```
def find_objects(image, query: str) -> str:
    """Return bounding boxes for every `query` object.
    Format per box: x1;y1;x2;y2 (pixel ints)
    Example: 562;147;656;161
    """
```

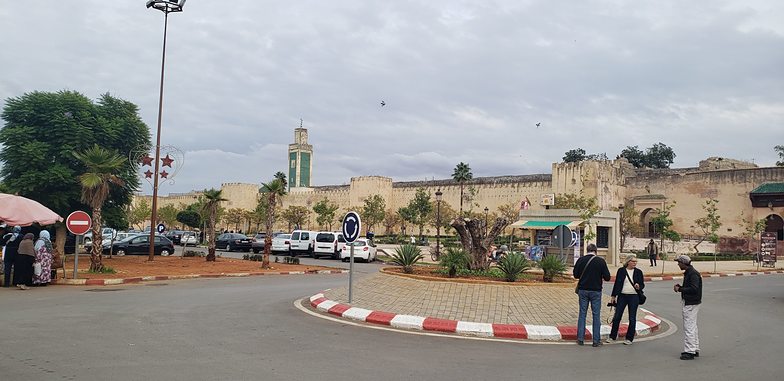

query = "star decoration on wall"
144;169;153;178
141;154;153;166
161;155;174;167
160;170;169;179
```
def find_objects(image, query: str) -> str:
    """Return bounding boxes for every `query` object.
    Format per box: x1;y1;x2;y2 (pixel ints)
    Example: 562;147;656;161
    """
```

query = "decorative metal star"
161;155;174;167
160;170;169;179
141;154;154;166
144;169;153;178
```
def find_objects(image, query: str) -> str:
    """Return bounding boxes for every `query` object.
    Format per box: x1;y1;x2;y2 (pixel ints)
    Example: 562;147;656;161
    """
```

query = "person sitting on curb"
674;254;702;360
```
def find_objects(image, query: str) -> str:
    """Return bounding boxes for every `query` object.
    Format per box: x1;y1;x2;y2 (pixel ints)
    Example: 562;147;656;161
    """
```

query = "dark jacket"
573;254;611;291
679;266;702;305
610;267;645;297
2;233;21;262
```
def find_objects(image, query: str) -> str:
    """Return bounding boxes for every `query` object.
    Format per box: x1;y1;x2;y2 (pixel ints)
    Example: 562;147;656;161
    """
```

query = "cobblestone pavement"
324;273;600;326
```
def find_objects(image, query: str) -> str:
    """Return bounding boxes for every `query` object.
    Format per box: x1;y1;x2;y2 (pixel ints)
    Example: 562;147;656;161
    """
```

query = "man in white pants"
673;255;702;360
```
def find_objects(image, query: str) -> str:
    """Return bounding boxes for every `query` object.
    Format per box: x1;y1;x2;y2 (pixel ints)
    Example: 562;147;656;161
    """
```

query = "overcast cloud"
1;0;782;195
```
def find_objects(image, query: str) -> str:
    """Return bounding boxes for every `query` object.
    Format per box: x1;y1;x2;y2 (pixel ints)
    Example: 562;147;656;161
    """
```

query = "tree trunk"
206;207;217;262
693;236;704;254
55;223;67;260
89;207;104;272
459;183;464;215
261;194;276;269
451;217;508;270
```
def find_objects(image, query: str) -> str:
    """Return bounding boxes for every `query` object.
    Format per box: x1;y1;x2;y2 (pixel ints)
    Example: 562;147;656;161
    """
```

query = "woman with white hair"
607;254;646;345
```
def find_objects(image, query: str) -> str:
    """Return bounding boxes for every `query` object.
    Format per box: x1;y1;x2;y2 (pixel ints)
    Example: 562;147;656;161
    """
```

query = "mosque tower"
287;122;313;190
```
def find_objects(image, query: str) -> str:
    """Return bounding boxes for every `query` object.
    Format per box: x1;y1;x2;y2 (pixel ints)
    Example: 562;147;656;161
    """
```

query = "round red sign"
66;211;92;235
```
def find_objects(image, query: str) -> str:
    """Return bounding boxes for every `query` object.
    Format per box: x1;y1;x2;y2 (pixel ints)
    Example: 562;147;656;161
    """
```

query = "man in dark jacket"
2;225;22;287
573;243;612;347
674;255;702;360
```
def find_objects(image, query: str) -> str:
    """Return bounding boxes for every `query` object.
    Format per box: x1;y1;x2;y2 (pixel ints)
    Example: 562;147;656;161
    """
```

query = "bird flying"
380;101;386;107
536;122;541;128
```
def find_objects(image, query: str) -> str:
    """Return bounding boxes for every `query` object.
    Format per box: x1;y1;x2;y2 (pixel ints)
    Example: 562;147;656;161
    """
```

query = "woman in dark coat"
607;254;645;344
14;233;36;290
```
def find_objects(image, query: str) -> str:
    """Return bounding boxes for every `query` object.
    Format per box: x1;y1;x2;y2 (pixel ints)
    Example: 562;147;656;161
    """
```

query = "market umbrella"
0;193;63;226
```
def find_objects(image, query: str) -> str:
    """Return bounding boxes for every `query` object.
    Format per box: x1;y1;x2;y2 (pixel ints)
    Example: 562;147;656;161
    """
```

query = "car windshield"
233;234;249;239
348;241;367;247
254;234;265;239
275;234;291;240
316;233;335;242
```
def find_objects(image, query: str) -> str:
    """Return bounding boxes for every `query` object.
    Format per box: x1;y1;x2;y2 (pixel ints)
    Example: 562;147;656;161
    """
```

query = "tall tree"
224;208;245;231
313;198;339;231
406;188;434;239
361;194;386;234
452;162;473;215
651;201;678;274
73;145;126;271
281;206;310;231
563;148;587;163
383;208;402;235
553;192;600;241
260;173;287;268
618;202;641;252
128;198;151;230
644;142;676;168
775;145;784;166
157;204;180;229
0;91;150;255
202;189;227;262
176;209;201;230
693;199;721;254
619;146;645;167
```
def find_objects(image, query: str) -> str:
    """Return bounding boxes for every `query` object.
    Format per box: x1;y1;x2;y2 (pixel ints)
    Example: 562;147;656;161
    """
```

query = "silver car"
271;234;291;254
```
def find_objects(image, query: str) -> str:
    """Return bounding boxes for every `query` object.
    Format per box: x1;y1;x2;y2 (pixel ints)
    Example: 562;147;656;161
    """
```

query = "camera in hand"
607;301;617;307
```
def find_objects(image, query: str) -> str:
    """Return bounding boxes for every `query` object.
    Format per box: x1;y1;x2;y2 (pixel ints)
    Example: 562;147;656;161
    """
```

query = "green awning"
509;220;582;229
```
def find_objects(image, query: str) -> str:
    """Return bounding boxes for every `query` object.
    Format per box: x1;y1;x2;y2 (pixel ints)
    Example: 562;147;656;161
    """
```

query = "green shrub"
438;247;470;278
183;250;204;257
538;255;566;282
391;244;424;274
88;266;116;274
242;254;264;261
497;252;531;282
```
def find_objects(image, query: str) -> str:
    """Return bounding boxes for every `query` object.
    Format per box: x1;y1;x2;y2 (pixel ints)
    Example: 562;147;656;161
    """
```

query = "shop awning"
509;220;582;229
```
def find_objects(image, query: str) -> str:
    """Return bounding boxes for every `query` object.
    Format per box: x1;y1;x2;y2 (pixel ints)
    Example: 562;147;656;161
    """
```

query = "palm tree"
452;162;473;216
259;173;287;268
74;145;126;272
202;188;227;262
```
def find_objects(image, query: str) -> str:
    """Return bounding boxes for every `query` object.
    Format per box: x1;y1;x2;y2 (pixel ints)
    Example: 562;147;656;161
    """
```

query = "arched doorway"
765;214;784;241
640;208;660;238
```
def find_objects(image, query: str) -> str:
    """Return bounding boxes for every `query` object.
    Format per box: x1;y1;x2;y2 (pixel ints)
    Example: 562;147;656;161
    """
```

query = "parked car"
271;233;291;255
251;232;267;253
289;230;316;256
164;230;186;245
83;227;117;249
313;231;345;259
95;232;143;253
339;238;377;262
216;233;252;252
180;231;199;246
107;235;175;256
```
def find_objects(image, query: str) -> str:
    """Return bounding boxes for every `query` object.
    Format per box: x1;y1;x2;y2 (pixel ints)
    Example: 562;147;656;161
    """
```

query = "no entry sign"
66;211;92;235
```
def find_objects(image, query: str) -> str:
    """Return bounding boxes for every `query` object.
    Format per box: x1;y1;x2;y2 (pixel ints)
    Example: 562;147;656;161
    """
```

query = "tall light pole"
435;189;443;260
484;207;489;237
146;0;186;261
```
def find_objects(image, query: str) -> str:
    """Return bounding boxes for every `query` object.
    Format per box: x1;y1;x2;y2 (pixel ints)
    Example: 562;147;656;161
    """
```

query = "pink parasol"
0;193;64;227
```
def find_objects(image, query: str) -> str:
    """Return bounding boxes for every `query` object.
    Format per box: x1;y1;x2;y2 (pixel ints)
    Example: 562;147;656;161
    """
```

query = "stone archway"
765;214;784;241
640;208;660;238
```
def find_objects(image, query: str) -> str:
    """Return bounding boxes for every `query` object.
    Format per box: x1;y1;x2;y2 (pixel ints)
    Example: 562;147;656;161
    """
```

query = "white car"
181;232;199;246
339;238;377;262
289;230;316;256
313;231;346;259
271;233;291;254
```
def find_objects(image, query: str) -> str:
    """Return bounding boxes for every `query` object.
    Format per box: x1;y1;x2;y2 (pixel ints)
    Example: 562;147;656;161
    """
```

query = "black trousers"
13;255;34;286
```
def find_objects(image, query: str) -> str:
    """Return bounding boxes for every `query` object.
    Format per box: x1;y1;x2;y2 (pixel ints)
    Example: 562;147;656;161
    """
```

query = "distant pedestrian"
607;254;645;345
32;230;54;286
573;243;611;347
674;255;702;360
647;239;658;267
14;233;36;290
2;225;22;287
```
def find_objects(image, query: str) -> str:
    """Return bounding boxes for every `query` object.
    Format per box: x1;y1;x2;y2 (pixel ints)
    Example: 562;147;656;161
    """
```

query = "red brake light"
284;240;290;244
363;247;369;251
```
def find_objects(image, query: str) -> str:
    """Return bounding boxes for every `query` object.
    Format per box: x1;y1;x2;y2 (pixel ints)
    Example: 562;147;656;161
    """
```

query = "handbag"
34;262;42;276
625;270;646;305
575;255;597;294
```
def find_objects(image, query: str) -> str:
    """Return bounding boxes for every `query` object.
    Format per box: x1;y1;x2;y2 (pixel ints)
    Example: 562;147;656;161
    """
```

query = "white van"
289;230;316;257
313;231;346;259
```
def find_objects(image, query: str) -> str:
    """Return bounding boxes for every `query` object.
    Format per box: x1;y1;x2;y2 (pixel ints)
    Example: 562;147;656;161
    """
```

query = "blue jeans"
577;289;602;343
609;293;639;341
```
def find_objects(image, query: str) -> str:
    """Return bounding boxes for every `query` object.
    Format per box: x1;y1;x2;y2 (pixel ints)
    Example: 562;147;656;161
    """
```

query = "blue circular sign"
342;212;361;243
156;223;166;234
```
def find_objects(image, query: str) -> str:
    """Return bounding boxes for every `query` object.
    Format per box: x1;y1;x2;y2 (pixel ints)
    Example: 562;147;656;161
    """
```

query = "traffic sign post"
342;211;361;303
66;211;92;279
156;223;166;234
552;224;573;263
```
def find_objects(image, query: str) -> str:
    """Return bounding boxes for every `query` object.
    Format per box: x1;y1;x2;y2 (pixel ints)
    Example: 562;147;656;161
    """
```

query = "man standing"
674;255;702;360
647;239;658;266
573;243;611;347
2;225;22;287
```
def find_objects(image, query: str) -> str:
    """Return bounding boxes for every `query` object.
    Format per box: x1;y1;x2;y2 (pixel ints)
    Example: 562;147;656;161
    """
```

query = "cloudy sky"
1;0;782;195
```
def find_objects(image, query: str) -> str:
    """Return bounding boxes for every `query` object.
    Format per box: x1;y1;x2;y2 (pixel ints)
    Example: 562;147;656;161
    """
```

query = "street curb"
51;269;349;286
307;292;662;342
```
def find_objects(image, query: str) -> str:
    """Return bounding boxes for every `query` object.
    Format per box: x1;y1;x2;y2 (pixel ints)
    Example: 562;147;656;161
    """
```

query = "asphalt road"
1;269;781;380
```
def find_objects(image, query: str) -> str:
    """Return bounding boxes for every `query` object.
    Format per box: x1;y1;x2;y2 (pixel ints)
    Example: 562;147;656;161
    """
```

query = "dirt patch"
60;255;339;279
382;265;575;285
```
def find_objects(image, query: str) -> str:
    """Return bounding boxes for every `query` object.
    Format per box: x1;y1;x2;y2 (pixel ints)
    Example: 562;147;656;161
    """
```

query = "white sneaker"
604;338;615;344
623;340;633;345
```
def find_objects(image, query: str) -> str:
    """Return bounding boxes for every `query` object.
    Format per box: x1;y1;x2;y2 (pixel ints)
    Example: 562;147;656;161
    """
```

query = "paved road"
1;271;781;380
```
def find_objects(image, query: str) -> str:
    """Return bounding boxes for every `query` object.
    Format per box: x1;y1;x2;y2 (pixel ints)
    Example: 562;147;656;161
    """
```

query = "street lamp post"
146;0;186;261
484;207;489;237
435;189;443;260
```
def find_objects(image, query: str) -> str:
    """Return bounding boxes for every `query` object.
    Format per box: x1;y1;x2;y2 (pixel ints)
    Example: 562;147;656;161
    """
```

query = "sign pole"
341;211;361;305
74;235;81;279
349;243;355;303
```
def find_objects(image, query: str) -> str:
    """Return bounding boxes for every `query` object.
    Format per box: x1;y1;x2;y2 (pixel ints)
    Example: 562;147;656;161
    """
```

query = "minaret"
287;121;313;190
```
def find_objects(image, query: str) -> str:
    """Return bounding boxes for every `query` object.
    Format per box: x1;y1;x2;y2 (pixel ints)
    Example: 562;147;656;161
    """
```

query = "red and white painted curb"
610;270;784;283
52;269;349;286
308;292;662;341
